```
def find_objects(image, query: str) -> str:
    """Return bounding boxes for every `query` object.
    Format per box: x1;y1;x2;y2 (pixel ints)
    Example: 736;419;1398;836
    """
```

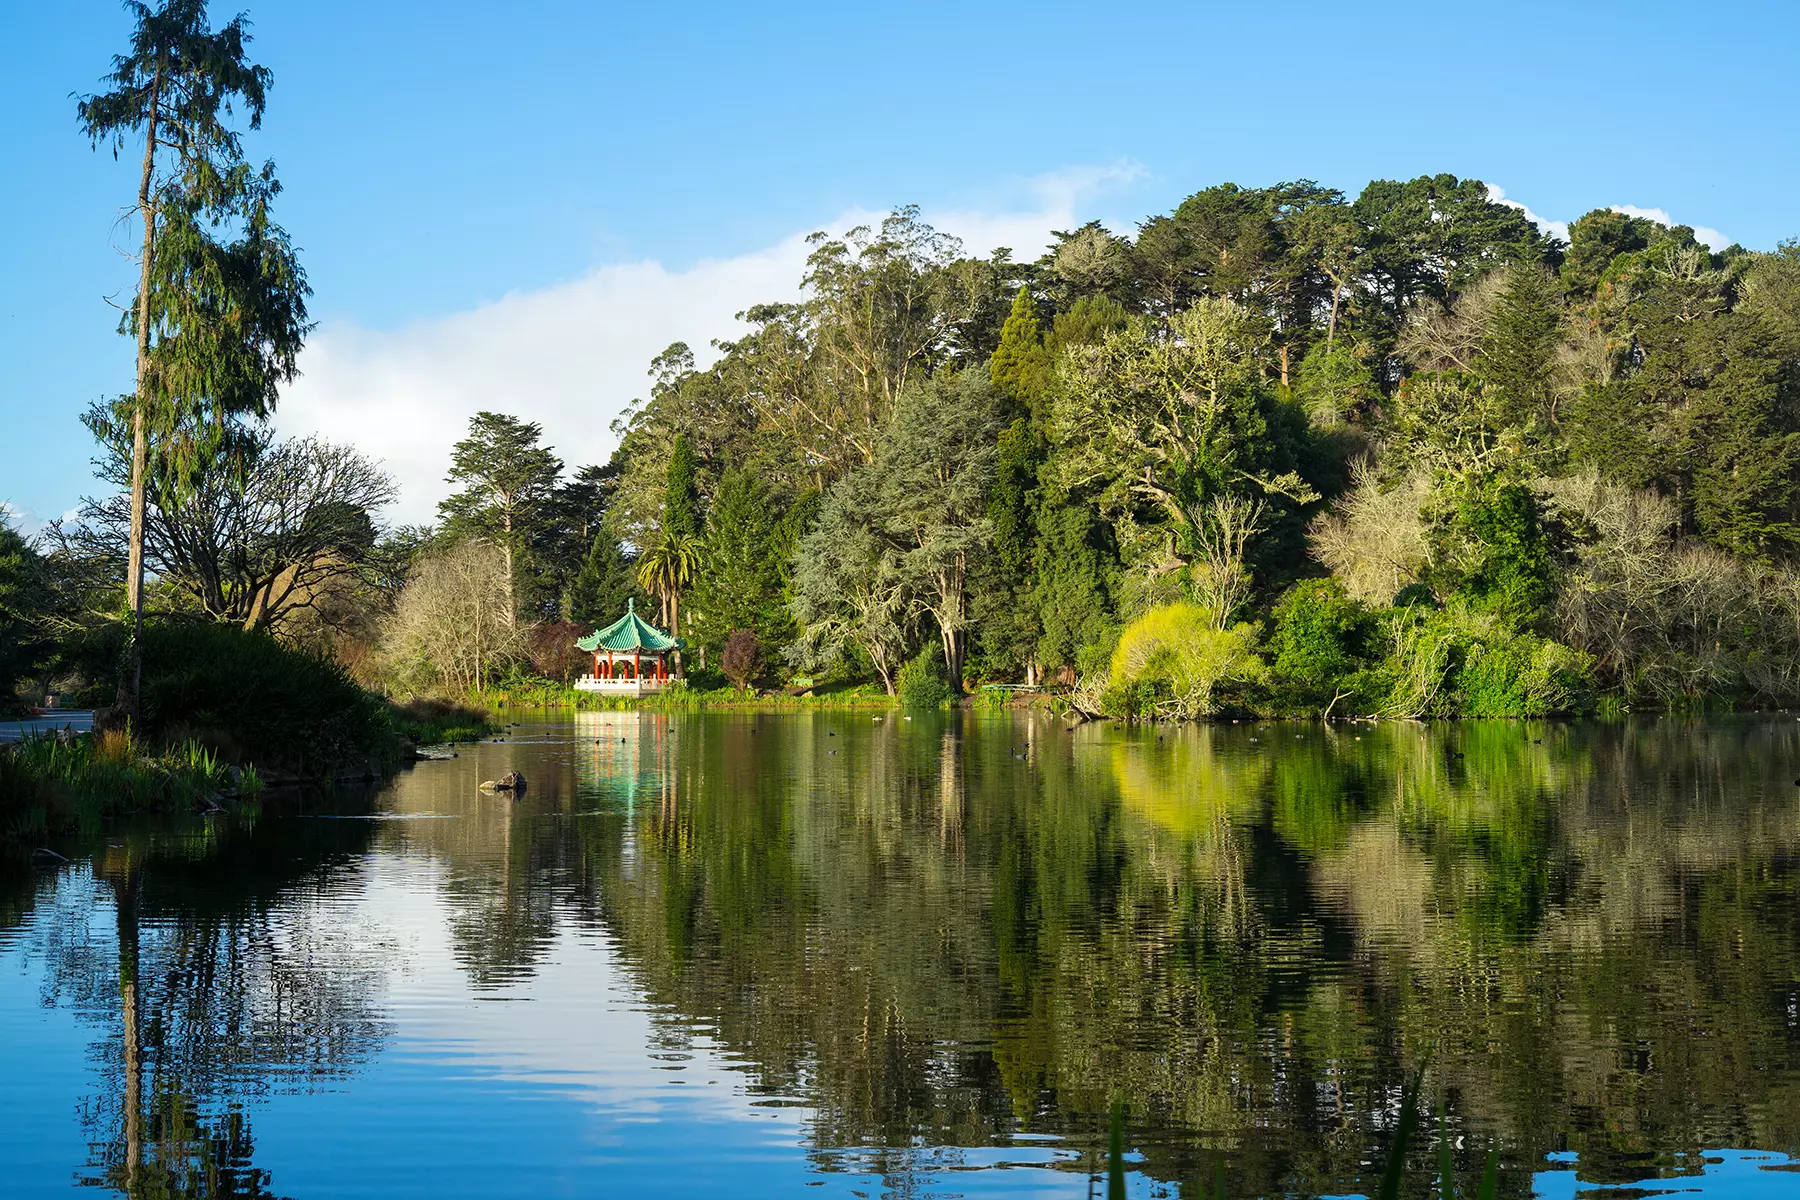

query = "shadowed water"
3;712;1799;1197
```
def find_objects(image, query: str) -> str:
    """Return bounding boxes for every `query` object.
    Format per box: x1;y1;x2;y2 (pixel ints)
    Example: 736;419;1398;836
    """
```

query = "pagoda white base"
573;676;678;695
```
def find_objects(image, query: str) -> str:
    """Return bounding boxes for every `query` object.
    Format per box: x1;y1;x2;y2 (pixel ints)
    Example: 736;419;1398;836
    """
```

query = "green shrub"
896;646;953;708
1098;677;1166;720
1109;602;1265;720
1367;604;1593;717
1454;631;1594;716
76;618;399;777
1268;580;1375;714
1428;478;1570;625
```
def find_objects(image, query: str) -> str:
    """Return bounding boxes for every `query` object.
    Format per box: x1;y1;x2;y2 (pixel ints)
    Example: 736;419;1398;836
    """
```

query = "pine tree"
567;532;636;629
439;412;564;622
1480;258;1562;428
686;468;789;658
988;287;1056;423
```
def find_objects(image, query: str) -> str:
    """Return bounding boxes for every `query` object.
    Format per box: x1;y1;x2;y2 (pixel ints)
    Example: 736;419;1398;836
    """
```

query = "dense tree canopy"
56;162;1800;714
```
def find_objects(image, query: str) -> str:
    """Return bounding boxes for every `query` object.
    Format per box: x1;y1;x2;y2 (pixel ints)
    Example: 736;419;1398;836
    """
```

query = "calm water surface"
3;712;1799;1198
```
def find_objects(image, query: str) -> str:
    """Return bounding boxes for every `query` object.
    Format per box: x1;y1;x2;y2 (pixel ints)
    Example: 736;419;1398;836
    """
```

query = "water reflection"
2;714;1798;1197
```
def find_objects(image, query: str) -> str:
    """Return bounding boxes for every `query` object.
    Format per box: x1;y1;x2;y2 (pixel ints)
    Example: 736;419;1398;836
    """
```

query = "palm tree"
636;529;700;636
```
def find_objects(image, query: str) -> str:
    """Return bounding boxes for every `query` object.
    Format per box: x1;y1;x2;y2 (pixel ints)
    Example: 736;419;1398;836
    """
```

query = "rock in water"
480;770;527;793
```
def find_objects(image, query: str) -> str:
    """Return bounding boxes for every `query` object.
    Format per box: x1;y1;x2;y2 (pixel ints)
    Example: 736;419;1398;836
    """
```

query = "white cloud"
276;164;1144;525
1485;185;1569;244
0;500;77;538
1487;186;1732;253
1606;204;1731;252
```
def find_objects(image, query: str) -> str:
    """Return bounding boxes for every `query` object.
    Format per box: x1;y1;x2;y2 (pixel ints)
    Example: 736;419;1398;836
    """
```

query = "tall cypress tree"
988;287;1056;423
664;432;701;539
1480;258;1562;428
568;532;636;628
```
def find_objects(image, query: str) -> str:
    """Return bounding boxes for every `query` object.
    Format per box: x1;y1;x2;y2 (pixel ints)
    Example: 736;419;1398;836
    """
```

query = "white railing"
573;675;677;693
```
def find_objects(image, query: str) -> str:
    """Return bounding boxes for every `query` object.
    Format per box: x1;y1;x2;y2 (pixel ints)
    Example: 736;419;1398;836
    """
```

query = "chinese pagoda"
573;599;683;694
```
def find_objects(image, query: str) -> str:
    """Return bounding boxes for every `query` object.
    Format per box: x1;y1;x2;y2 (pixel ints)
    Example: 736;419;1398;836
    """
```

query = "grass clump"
388;698;500;745
0;728;257;841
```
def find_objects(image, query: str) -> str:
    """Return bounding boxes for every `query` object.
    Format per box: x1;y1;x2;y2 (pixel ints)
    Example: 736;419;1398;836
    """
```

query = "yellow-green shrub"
1104;602;1265;719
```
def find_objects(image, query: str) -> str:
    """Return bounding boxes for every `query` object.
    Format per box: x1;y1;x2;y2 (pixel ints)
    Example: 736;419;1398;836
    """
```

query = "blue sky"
5;0;1798;526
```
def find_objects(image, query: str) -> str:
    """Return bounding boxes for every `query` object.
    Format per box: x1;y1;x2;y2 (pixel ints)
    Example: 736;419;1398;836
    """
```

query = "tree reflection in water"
4;714;1798;1198
547;714;1800;1197
17;805;390;1198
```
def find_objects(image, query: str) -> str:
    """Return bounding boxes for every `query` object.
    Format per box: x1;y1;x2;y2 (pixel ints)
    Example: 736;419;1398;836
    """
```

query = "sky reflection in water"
2;712;1798;1198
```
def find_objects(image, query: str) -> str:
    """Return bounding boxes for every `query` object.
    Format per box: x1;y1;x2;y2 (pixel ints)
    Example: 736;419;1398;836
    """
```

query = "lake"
3;711;1799;1198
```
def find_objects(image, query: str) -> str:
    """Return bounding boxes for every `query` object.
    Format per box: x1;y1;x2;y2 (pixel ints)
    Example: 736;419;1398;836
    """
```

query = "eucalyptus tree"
1057;300;1318;624
79;0;309;718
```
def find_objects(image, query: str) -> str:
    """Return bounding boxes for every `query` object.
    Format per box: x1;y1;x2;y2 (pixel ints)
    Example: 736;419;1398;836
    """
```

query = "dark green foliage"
664;431;701;539
439;411;564;616
82;618;396;777
1479;258;1562;427
0;522;50;713
988;287;1055;423
1740;240;1800;359
1048;293;1128;350
896;644;952;708
1560;208;1661;299
1568;278;1800;557
1098;676;1165;721
1031;501;1117;675
687;468;790;658
1429;480;1569;625
1353;174;1546;321
1268;579;1373;711
567;532;637;629
990;418;1044;578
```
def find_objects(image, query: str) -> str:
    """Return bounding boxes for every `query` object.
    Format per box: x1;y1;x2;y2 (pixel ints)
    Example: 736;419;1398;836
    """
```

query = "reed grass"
0;729;247;842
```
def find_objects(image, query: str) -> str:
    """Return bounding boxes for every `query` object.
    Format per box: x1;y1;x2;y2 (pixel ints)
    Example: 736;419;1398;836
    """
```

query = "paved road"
0;711;95;744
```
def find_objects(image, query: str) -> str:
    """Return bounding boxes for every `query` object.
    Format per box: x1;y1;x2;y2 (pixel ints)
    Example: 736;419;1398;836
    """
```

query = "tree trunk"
501;518;517;628
114;871;142;1193
119;66;162;725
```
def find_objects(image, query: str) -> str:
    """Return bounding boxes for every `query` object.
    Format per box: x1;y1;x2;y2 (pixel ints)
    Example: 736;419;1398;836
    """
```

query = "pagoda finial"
627;597;635;614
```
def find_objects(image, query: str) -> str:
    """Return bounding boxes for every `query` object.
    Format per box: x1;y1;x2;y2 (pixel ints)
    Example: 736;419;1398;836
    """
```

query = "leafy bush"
1366;605;1592;717
1454;630;1594;716
1108;602;1265;719
721;628;762;690
76;617;398;777
1428;478;1569;625
896;645;953;708
1267;580;1375;713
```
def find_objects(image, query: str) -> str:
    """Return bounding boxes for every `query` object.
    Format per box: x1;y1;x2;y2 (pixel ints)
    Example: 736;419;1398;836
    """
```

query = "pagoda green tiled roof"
575;599;681;653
